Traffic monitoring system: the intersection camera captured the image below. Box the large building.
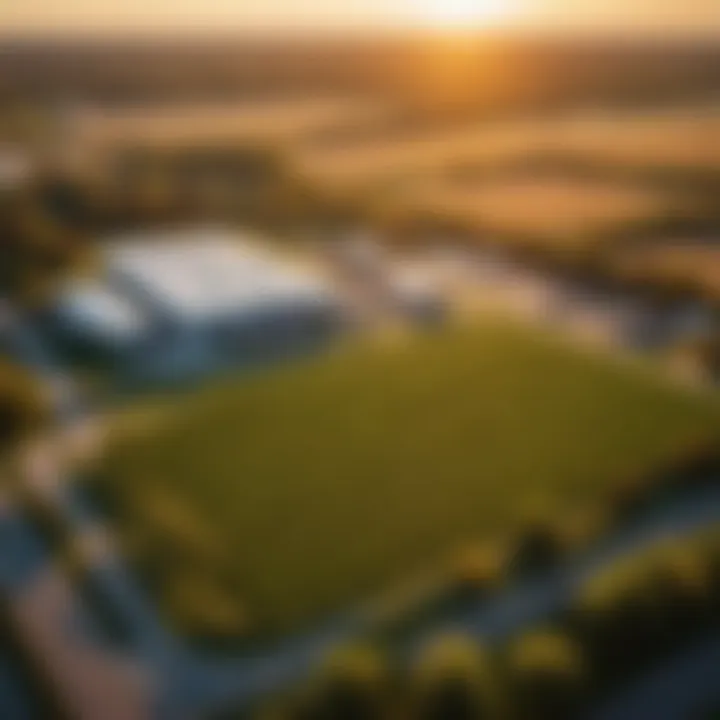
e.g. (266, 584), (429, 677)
(52, 228), (343, 384)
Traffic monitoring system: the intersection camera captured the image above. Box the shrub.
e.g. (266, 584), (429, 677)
(644, 543), (716, 641)
(0, 360), (48, 458)
(504, 629), (587, 720)
(571, 529), (720, 692)
(296, 644), (390, 720)
(408, 634), (500, 720)
(506, 521), (564, 579)
(451, 541), (508, 598)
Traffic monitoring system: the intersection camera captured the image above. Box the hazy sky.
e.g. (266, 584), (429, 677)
(1, 0), (718, 36)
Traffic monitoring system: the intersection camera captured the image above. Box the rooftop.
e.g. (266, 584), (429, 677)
(104, 228), (334, 322)
(56, 281), (148, 345)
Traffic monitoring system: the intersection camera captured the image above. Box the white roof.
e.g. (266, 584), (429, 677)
(57, 281), (148, 344)
(388, 262), (443, 301)
(103, 228), (334, 322)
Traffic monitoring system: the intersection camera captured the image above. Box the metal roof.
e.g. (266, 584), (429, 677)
(56, 281), (148, 345)
(103, 228), (334, 323)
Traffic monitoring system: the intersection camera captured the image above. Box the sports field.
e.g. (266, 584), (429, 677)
(98, 321), (720, 639)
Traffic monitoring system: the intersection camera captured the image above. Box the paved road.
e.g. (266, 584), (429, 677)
(591, 633), (720, 720)
(1, 311), (156, 719)
(0, 491), (154, 720)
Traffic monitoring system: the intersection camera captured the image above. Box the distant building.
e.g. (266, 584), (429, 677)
(387, 264), (448, 327)
(51, 228), (343, 385)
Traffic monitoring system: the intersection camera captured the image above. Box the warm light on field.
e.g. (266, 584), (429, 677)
(418, 0), (518, 27)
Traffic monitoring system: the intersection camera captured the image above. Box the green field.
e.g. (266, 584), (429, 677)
(98, 321), (720, 640)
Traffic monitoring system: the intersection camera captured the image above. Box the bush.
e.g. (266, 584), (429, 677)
(504, 629), (587, 720)
(295, 644), (390, 720)
(451, 541), (508, 598)
(408, 635), (500, 720)
(645, 543), (716, 640)
(570, 530), (720, 693)
(506, 521), (564, 579)
(570, 571), (667, 688)
(0, 360), (48, 458)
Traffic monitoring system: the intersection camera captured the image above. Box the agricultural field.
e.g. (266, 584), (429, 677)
(296, 106), (720, 189)
(613, 242), (720, 299)
(69, 100), (720, 252)
(396, 176), (673, 246)
(92, 319), (720, 642)
(290, 105), (720, 249)
(76, 98), (396, 151)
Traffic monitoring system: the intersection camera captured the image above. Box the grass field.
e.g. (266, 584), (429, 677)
(97, 321), (720, 640)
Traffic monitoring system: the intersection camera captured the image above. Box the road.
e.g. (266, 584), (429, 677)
(0, 308), (156, 720)
(0, 489), (154, 720)
(591, 633), (720, 720)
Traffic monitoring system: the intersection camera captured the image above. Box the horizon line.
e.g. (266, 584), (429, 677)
(2, 24), (720, 45)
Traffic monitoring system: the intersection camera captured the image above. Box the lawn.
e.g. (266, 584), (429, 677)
(97, 320), (720, 640)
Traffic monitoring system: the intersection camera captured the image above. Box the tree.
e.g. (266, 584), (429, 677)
(0, 190), (82, 306)
(408, 635), (500, 720)
(646, 544), (715, 643)
(0, 360), (47, 457)
(504, 630), (586, 720)
(295, 644), (390, 720)
(451, 540), (507, 601)
(507, 504), (565, 579)
(569, 545), (698, 690)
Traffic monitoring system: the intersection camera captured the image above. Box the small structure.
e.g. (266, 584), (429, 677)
(387, 264), (448, 327)
(327, 232), (387, 285)
(51, 228), (343, 384)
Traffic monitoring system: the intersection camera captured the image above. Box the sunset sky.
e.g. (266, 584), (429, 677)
(1, 0), (718, 36)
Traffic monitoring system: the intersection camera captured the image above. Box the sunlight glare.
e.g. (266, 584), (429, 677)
(418, 0), (518, 27)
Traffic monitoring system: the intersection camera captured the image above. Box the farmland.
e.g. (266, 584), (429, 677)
(73, 99), (720, 250)
(295, 106), (720, 189)
(77, 98), (397, 150)
(93, 319), (720, 641)
(613, 242), (720, 299)
(396, 176), (673, 245)
(79, 102), (720, 187)
(293, 104), (720, 248)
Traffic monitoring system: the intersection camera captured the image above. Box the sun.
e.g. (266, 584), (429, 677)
(419, 0), (518, 27)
